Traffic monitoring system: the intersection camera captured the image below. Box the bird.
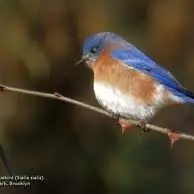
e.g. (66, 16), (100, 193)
(77, 32), (194, 143)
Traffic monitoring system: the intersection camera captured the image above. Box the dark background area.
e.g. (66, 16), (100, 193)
(0, 0), (194, 193)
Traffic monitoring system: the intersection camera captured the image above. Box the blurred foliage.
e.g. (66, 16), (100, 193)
(0, 0), (194, 193)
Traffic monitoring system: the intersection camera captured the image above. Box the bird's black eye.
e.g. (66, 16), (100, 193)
(90, 47), (97, 54)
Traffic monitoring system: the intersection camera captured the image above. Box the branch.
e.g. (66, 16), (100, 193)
(0, 84), (194, 143)
(0, 145), (12, 176)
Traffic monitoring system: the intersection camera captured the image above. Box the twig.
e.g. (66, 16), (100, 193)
(0, 84), (194, 142)
(0, 145), (12, 176)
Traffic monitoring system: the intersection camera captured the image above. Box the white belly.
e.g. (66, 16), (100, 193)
(93, 82), (159, 121)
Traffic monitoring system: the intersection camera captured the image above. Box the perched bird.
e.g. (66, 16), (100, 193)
(77, 32), (194, 142)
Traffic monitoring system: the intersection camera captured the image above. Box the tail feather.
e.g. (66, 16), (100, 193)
(174, 87), (194, 104)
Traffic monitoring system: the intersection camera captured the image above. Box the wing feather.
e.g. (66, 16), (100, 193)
(111, 47), (194, 103)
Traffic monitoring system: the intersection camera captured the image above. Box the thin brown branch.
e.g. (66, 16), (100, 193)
(1, 84), (194, 142)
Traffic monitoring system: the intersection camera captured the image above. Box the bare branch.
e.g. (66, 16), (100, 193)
(1, 84), (194, 142)
(0, 145), (12, 176)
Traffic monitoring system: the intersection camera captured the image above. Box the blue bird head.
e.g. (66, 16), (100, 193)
(76, 32), (125, 66)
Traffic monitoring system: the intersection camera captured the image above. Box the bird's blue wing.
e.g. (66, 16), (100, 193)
(111, 47), (194, 103)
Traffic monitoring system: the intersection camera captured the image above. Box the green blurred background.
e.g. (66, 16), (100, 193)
(0, 0), (194, 193)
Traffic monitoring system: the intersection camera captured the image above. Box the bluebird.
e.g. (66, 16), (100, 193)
(77, 32), (194, 135)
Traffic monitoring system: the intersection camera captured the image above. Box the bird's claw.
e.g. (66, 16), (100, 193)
(111, 113), (120, 121)
(137, 120), (150, 133)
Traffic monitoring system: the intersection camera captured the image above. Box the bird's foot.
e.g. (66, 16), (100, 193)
(137, 120), (150, 133)
(111, 114), (133, 134)
(111, 113), (120, 121)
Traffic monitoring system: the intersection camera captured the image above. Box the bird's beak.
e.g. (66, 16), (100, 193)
(75, 53), (89, 65)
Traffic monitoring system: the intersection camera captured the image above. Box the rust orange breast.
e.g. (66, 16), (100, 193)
(92, 50), (169, 104)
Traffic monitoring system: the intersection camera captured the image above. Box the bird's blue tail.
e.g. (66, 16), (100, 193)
(172, 87), (194, 104)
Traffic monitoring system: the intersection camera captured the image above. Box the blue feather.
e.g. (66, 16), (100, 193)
(111, 47), (194, 103)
